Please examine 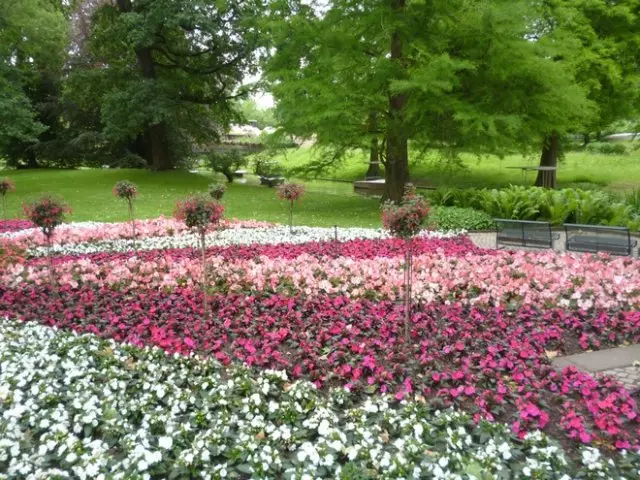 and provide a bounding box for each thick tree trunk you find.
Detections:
[366,112,381,179]
[383,0,409,203]
[117,0,173,171]
[535,133,558,189]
